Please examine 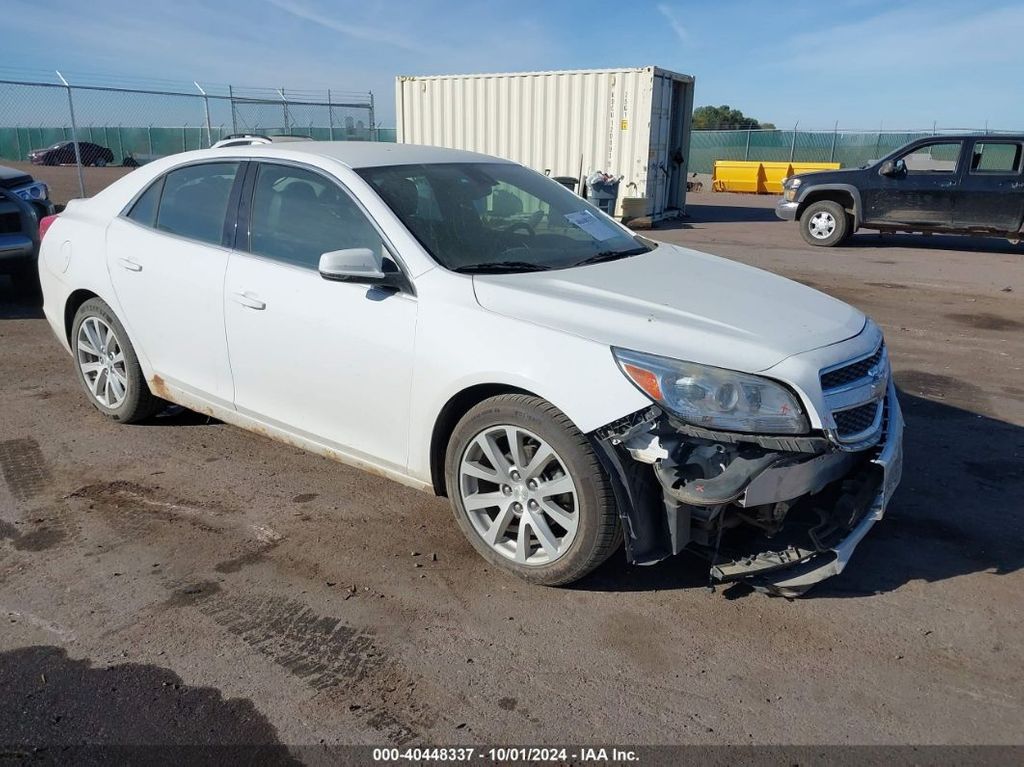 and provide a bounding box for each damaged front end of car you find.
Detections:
[590,341,904,597]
